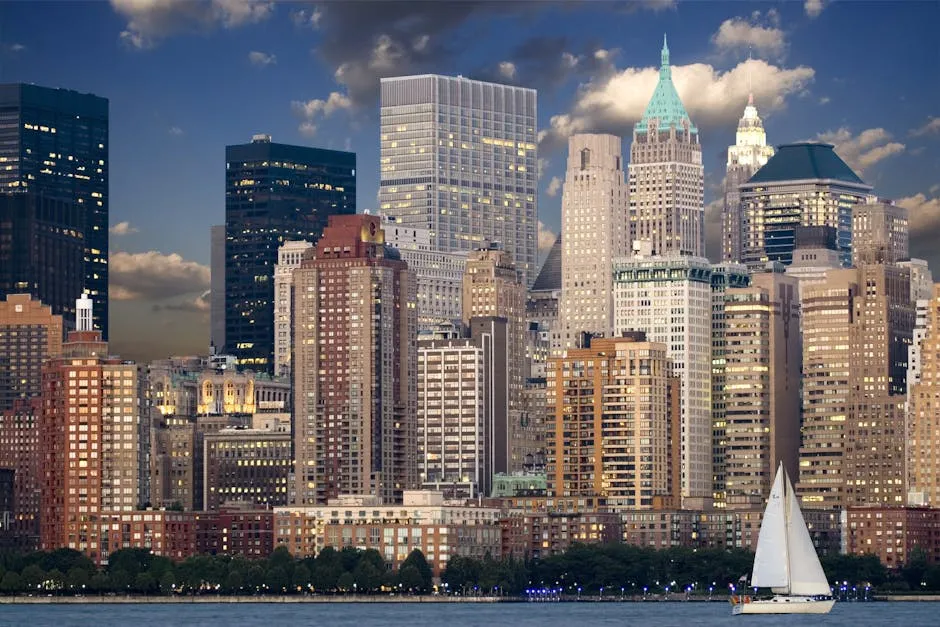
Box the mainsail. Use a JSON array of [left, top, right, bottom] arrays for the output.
[[749, 463, 831, 597], [750, 467, 789, 589]]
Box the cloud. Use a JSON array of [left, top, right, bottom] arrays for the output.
[[110, 0, 273, 49], [476, 37, 619, 93], [5, 43, 25, 53], [911, 117, 940, 137], [537, 158, 550, 181], [711, 14, 787, 58], [546, 176, 563, 197], [537, 221, 556, 256], [312, 2, 534, 111], [168, 126, 183, 136], [110, 251, 210, 301], [248, 50, 276, 67], [109, 221, 139, 236], [152, 290, 211, 313], [899, 193, 940, 269], [497, 61, 517, 80], [819, 96, 830, 105], [290, 6, 322, 29], [291, 91, 353, 137], [704, 198, 724, 262], [540, 57, 814, 152], [804, 0, 825, 19], [815, 127, 905, 175]]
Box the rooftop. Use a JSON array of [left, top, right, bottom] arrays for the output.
[[635, 35, 697, 135], [747, 142, 869, 186], [531, 235, 562, 292]]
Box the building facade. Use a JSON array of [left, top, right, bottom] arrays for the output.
[[203, 427, 292, 510], [225, 134, 356, 373], [379, 74, 538, 285], [722, 270, 801, 506], [612, 251, 712, 504], [908, 285, 940, 506], [0, 84, 109, 335], [273, 240, 313, 378], [293, 215, 417, 505], [629, 37, 704, 257], [852, 197, 909, 266], [740, 142, 872, 269], [721, 95, 775, 263], [0, 294, 63, 411], [558, 134, 630, 350], [546, 335, 680, 510], [210, 224, 226, 352]]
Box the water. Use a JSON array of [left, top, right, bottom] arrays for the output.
[[0, 601, 933, 626]]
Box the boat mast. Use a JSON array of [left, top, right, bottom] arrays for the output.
[[783, 464, 792, 596]]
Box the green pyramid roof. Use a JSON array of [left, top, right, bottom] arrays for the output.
[[748, 142, 868, 185], [635, 35, 697, 135]]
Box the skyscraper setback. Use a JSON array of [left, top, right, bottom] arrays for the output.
[[0, 84, 109, 335], [224, 135, 356, 373], [629, 37, 704, 257], [292, 215, 417, 505], [378, 75, 538, 285]]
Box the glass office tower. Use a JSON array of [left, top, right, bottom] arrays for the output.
[[379, 75, 538, 286], [0, 84, 108, 335], [224, 135, 355, 373]]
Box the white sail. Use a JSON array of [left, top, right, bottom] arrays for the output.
[[784, 474, 832, 596], [750, 466, 789, 590]]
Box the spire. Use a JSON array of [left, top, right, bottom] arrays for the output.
[[747, 46, 753, 105], [660, 33, 671, 79]]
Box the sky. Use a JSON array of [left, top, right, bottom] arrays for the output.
[[2, 0, 938, 362]]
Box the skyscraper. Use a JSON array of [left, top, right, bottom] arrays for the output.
[[40, 295, 139, 556], [379, 75, 538, 285], [292, 215, 417, 505], [852, 197, 909, 266], [558, 134, 630, 349], [722, 95, 775, 263], [629, 36, 704, 257], [273, 240, 312, 378], [612, 249, 713, 504], [722, 269, 801, 507], [740, 142, 872, 269], [909, 285, 940, 506], [225, 134, 356, 373], [210, 225, 226, 352], [0, 84, 109, 335]]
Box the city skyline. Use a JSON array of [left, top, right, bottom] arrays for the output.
[[1, 0, 937, 361]]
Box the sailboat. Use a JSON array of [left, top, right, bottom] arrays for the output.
[[731, 462, 835, 615]]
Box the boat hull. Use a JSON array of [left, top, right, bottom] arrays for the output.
[[732, 597, 835, 615]]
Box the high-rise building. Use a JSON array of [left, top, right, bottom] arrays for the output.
[[292, 215, 417, 505], [546, 334, 680, 510], [722, 270, 801, 507], [210, 225, 226, 352], [852, 197, 909, 266], [378, 75, 538, 285], [629, 36, 704, 257], [612, 250, 713, 505], [203, 426, 291, 510], [798, 264, 913, 509], [0, 294, 63, 411], [784, 226, 843, 299], [740, 142, 872, 269], [0, 398, 41, 549], [273, 240, 312, 378], [225, 134, 356, 373], [899, 258, 934, 301], [528, 235, 562, 358], [40, 295, 139, 557], [416, 318, 509, 498], [909, 285, 940, 506], [722, 95, 775, 263], [709, 262, 750, 508], [0, 84, 109, 335], [381, 215, 467, 330], [462, 246, 527, 470], [558, 134, 630, 349]]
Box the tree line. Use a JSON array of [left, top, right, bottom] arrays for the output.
[[1, 543, 939, 597]]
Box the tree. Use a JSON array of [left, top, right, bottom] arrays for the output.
[[67, 566, 90, 591], [400, 550, 433, 593], [1, 572, 22, 594], [398, 565, 424, 593], [159, 570, 176, 595], [265, 565, 289, 594], [291, 564, 311, 593], [337, 571, 355, 592], [21, 564, 45, 591], [134, 572, 157, 594], [354, 560, 381, 593]]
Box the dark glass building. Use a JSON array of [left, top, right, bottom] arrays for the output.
[[0, 84, 109, 335], [225, 135, 356, 372]]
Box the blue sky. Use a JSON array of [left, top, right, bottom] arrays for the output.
[[2, 0, 938, 361]]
